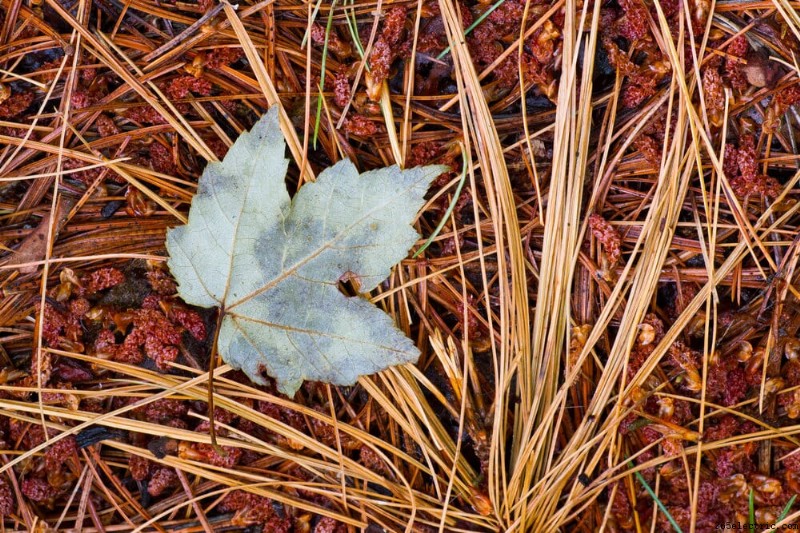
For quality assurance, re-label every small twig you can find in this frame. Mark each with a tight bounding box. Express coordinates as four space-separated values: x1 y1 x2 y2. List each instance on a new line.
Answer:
141 2 226 63
175 468 214 533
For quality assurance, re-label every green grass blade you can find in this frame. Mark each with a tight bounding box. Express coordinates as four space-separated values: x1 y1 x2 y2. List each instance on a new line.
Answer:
779 494 797 522
301 0 325 48
436 0 508 60
413 154 466 258
627 460 683 533
345 0 366 62
313 0 338 149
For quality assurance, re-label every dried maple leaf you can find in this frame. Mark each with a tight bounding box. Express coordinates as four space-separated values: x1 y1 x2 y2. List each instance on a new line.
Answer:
167 107 444 395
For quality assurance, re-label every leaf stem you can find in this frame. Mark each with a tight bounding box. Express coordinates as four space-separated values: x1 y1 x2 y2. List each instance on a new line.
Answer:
207 307 225 452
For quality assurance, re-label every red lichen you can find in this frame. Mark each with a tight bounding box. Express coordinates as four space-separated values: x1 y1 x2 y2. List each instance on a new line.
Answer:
344 115 377 136
668 282 699 320
44 436 77 471
702 67 724 126
136 308 181 344
148 142 177 175
147 270 177 295
731 174 783 199
81 268 125 294
381 7 407 46
727 35 748 58
309 23 350 58
468 22 502 68
63 157 125 185
310 23 325 46
704 415 739 442
726 135 782 200
21 477 58 503
144 337 179 369
736 135 758 181
633 134 661 169
53 360 94 383
776 85 800 109
139 294 159 310
608 481 634 529
0 479 14 515
95 305 185 370
0 90 34 118
781 451 800 473
10 420 47 450
627 314 665 380
368 39 393 96
126 105 169 125
487 0 524 35
70 91 91 110
588 214 622 264
41 383 80 410
715 443 758 477
143 399 189 422
147 466 178 497
219 490 277 524
408 141 445 167
166 75 213 100
359 445 387 474
364 7 409 99
333 70 350 108
315 517 347 533
264 517 293 533
623 75 657 109
129 455 151 481
68 297 90 318
182 442 242 468
204 48 244 69
37 302 82 349
725 36 749 91
169 306 207 341
618 0 650 41
309 414 359 451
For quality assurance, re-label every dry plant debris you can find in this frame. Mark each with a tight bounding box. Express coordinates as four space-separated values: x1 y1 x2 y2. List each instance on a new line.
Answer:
1 0 800 531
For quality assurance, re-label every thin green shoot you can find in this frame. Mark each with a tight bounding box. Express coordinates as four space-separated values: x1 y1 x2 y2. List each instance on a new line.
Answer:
436 0 509 60
779 494 797 522
626 417 651 432
413 148 467 258
301 0 325 48
313 0 337 149
345 0 367 63
626 460 683 533
749 489 755 526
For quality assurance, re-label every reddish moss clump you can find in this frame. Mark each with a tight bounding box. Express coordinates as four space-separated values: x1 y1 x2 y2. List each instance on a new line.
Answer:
0 90 34 118
588 214 622 265
344 115 377 136
0 479 14 516
147 466 178 497
725 135 782 200
166 75 213 99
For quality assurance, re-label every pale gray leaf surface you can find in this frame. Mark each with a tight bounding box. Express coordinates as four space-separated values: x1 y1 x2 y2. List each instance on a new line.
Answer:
166 106 445 395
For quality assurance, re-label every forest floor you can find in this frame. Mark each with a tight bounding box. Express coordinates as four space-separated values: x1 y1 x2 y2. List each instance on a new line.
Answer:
2 0 800 531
